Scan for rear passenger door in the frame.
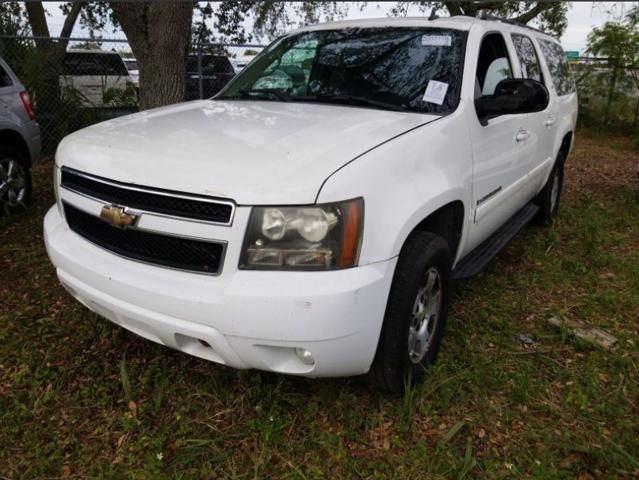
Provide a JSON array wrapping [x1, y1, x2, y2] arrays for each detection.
[[537, 38, 578, 174], [510, 33, 553, 187]]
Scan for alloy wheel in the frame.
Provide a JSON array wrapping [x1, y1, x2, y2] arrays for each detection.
[[408, 267, 443, 364], [0, 157, 27, 211]]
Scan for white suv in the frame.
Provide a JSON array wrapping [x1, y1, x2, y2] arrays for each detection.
[[44, 16, 577, 391]]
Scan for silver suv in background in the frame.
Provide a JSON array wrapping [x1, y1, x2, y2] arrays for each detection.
[[0, 56, 41, 213]]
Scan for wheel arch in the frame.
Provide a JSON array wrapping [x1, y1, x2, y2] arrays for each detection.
[[0, 129, 31, 167], [557, 131, 573, 165], [404, 200, 466, 261]]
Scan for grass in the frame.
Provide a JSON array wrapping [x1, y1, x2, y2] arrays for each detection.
[[1, 129, 638, 479]]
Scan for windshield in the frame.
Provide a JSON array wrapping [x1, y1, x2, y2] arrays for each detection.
[[218, 27, 466, 114]]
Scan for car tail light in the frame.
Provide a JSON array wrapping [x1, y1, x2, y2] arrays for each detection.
[[19, 91, 36, 120]]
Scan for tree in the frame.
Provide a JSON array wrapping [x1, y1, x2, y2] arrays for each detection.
[[586, 15, 639, 125], [25, 1, 83, 51], [0, 2, 29, 36], [21, 2, 84, 107], [108, 1, 348, 109], [110, 2, 193, 110], [7, 1, 570, 113], [387, 1, 568, 37], [629, 4, 639, 26], [25, 3, 84, 140]]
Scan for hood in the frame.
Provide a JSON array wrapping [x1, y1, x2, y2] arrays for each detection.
[[56, 100, 438, 205]]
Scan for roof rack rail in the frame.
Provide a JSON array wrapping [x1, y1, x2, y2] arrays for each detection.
[[477, 14, 545, 34]]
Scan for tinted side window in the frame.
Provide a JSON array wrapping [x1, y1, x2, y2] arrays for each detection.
[[476, 33, 513, 97], [64, 53, 93, 75], [511, 34, 543, 83], [0, 65, 12, 87], [538, 39, 575, 96], [101, 54, 129, 76]]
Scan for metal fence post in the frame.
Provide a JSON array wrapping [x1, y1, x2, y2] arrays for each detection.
[[197, 40, 203, 100]]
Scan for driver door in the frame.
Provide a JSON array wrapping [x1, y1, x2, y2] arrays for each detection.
[[468, 32, 533, 249]]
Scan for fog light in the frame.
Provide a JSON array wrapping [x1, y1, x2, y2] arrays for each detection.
[[295, 347, 315, 365]]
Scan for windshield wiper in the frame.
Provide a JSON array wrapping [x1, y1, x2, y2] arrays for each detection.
[[296, 94, 411, 112], [237, 88, 292, 102]]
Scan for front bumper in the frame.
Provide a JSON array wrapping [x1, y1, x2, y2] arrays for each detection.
[[44, 206, 396, 377]]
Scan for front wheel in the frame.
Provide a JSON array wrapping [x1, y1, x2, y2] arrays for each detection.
[[369, 231, 451, 393], [0, 145, 32, 215]]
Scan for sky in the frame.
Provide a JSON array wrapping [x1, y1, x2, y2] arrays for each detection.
[[43, 1, 638, 54]]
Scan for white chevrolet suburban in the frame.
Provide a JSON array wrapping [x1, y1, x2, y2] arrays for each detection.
[[44, 16, 577, 392]]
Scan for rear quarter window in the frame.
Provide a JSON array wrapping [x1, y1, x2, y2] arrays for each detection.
[[538, 39, 575, 96]]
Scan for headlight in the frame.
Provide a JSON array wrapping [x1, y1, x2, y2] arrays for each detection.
[[239, 198, 363, 270]]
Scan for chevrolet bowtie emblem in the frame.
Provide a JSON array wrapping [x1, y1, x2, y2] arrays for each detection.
[[100, 205, 137, 229]]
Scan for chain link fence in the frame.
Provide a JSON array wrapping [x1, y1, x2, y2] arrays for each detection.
[[3, 34, 637, 153], [0, 35, 264, 153], [571, 58, 639, 133]]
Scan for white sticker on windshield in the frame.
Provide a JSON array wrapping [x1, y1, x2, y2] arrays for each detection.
[[421, 35, 452, 47], [422, 80, 449, 105]]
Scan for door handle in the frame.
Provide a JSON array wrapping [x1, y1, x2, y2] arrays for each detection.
[[515, 129, 530, 143], [544, 116, 556, 128]]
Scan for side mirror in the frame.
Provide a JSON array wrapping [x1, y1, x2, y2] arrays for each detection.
[[475, 78, 549, 125]]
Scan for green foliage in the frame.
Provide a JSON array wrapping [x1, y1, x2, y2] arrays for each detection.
[[586, 20, 639, 69], [69, 40, 104, 51], [579, 12, 639, 131], [0, 1, 28, 36], [389, 1, 569, 37], [628, 4, 639, 26], [66, 0, 116, 37], [103, 84, 138, 108]]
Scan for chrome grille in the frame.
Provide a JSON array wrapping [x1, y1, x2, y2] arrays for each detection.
[[63, 202, 225, 274], [61, 168, 234, 225]]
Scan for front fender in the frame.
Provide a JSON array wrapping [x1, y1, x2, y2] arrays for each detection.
[[317, 109, 473, 266]]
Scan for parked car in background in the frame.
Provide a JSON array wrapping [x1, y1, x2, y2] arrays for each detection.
[[231, 51, 261, 73], [45, 16, 577, 391], [185, 54, 235, 100], [0, 56, 41, 213], [61, 50, 134, 107], [122, 57, 139, 87]]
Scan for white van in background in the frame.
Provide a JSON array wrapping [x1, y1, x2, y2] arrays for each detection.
[[61, 50, 134, 107]]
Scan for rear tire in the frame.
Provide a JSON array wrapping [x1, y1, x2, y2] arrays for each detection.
[[369, 231, 451, 393], [535, 151, 565, 225], [0, 145, 31, 215]]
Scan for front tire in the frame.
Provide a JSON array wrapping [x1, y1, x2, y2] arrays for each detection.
[[369, 231, 451, 393]]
